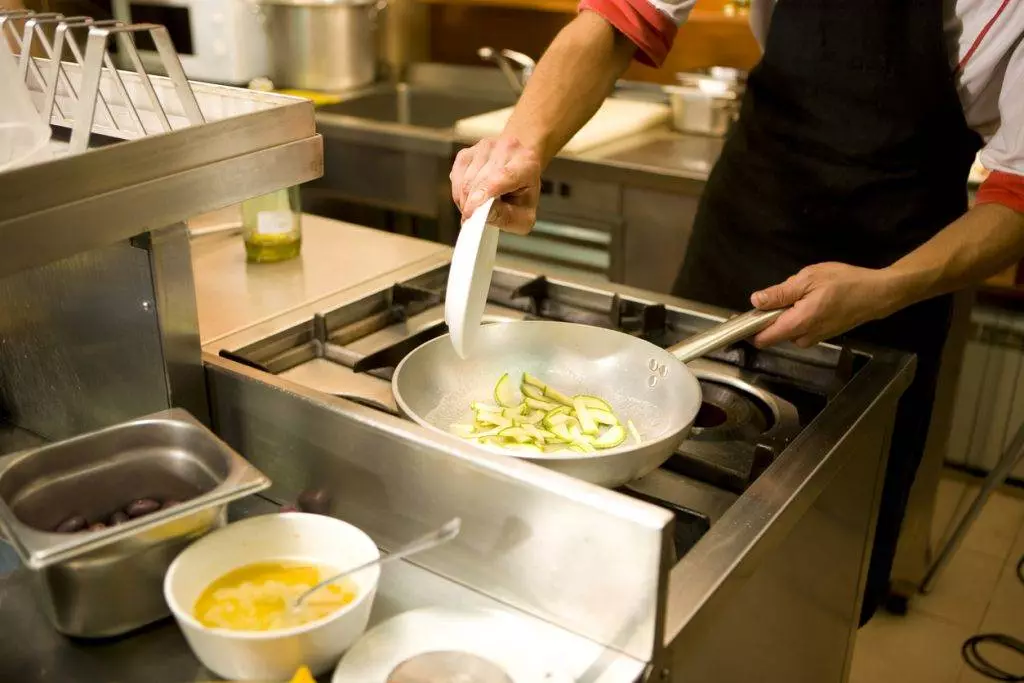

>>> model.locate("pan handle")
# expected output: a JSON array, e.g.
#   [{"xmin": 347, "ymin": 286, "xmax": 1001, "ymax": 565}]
[{"xmin": 668, "ymin": 308, "xmax": 785, "ymax": 363}]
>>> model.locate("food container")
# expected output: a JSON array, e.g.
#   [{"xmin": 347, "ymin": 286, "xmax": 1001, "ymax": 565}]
[
  {"xmin": 0, "ymin": 409, "xmax": 270, "ymax": 638},
  {"xmin": 255, "ymin": 0, "xmax": 387, "ymax": 92},
  {"xmin": 665, "ymin": 67, "xmax": 745, "ymax": 137},
  {"xmin": 164, "ymin": 512, "xmax": 381, "ymax": 681}
]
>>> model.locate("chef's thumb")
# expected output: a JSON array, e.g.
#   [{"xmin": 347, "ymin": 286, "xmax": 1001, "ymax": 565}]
[
  {"xmin": 488, "ymin": 201, "xmax": 535, "ymax": 235},
  {"xmin": 752, "ymin": 279, "xmax": 802, "ymax": 310}
]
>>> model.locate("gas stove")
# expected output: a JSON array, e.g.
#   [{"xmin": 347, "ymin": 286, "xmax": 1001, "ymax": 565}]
[{"xmin": 217, "ymin": 264, "xmax": 858, "ymax": 559}]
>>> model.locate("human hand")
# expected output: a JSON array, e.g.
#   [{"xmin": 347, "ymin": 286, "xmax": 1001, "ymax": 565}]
[
  {"xmin": 449, "ymin": 136, "xmax": 541, "ymax": 235},
  {"xmin": 749, "ymin": 262, "xmax": 905, "ymax": 348}
]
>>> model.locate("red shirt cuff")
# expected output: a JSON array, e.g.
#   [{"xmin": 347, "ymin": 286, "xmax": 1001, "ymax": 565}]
[
  {"xmin": 578, "ymin": 0, "xmax": 678, "ymax": 68},
  {"xmin": 976, "ymin": 170, "xmax": 1024, "ymax": 214}
]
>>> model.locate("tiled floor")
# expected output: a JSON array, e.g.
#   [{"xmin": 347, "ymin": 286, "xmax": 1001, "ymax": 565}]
[{"xmin": 849, "ymin": 473, "xmax": 1024, "ymax": 683}]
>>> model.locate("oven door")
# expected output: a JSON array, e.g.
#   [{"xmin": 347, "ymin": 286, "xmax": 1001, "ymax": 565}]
[{"xmin": 496, "ymin": 212, "xmax": 622, "ymax": 283}]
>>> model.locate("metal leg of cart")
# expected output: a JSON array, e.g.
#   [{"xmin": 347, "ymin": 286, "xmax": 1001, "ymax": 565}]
[{"xmin": 919, "ymin": 417, "xmax": 1024, "ymax": 595}]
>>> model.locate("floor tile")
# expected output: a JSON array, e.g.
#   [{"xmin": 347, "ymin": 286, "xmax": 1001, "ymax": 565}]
[
  {"xmin": 1011, "ymin": 522, "xmax": 1024, "ymax": 562},
  {"xmin": 959, "ymin": 488, "xmax": 1024, "ymax": 561},
  {"xmin": 932, "ymin": 478, "xmax": 967, "ymax": 549},
  {"xmin": 913, "ymin": 548, "xmax": 1005, "ymax": 629},
  {"xmin": 850, "ymin": 611, "xmax": 973, "ymax": 683}
]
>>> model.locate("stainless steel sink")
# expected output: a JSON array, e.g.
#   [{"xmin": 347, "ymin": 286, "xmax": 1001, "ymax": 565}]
[{"xmin": 318, "ymin": 84, "xmax": 512, "ymax": 129}]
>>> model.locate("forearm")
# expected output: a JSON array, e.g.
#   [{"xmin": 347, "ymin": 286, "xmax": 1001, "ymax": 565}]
[
  {"xmin": 503, "ymin": 11, "xmax": 636, "ymax": 166},
  {"xmin": 884, "ymin": 203, "xmax": 1024, "ymax": 309}
]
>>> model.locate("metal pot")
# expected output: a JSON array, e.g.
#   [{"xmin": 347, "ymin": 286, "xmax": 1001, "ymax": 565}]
[
  {"xmin": 666, "ymin": 67, "xmax": 745, "ymax": 137},
  {"xmin": 256, "ymin": 0, "xmax": 386, "ymax": 92}
]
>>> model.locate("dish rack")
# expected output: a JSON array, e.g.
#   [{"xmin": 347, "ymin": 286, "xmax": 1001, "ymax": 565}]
[
  {"xmin": 0, "ymin": 8, "xmax": 322, "ymax": 280},
  {"xmin": 0, "ymin": 9, "xmax": 322, "ymax": 451}
]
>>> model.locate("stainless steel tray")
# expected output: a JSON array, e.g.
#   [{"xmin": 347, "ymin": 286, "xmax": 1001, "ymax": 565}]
[{"xmin": 0, "ymin": 408, "xmax": 269, "ymax": 570}]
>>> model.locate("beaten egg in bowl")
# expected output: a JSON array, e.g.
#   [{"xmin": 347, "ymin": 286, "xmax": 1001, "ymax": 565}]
[{"xmin": 194, "ymin": 561, "xmax": 359, "ymax": 632}]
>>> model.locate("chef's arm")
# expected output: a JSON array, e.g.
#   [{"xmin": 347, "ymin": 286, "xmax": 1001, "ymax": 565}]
[
  {"xmin": 453, "ymin": 0, "xmax": 693, "ymax": 226},
  {"xmin": 504, "ymin": 12, "xmax": 637, "ymax": 167},
  {"xmin": 885, "ymin": 203, "xmax": 1024, "ymax": 307}
]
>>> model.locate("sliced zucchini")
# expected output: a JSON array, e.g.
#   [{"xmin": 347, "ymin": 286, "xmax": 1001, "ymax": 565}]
[
  {"xmin": 520, "ymin": 424, "xmax": 548, "ymax": 444},
  {"xmin": 475, "ymin": 414, "xmax": 512, "ymax": 429},
  {"xmin": 518, "ymin": 410, "xmax": 545, "ymax": 425},
  {"xmin": 522, "ymin": 372, "xmax": 545, "ymax": 389},
  {"xmin": 590, "ymin": 409, "xmax": 619, "ymax": 427},
  {"xmin": 627, "ymin": 419, "xmax": 642, "ymax": 445},
  {"xmin": 573, "ymin": 397, "xmax": 599, "ymax": 436},
  {"xmin": 525, "ymin": 397, "xmax": 559, "ymax": 412},
  {"xmin": 471, "ymin": 401, "xmax": 504, "ymax": 414},
  {"xmin": 593, "ymin": 424, "xmax": 626, "ymax": 449},
  {"xmin": 542, "ymin": 406, "xmax": 571, "ymax": 428},
  {"xmin": 521, "ymin": 383, "xmax": 546, "ymax": 400},
  {"xmin": 497, "ymin": 426, "xmax": 532, "ymax": 444},
  {"xmin": 494, "ymin": 373, "xmax": 518, "ymax": 408},
  {"xmin": 449, "ymin": 423, "xmax": 476, "ymax": 438},
  {"xmin": 574, "ymin": 395, "xmax": 613, "ymax": 412},
  {"xmin": 472, "ymin": 429, "xmax": 504, "ymax": 441},
  {"xmin": 550, "ymin": 423, "xmax": 572, "ymax": 442}
]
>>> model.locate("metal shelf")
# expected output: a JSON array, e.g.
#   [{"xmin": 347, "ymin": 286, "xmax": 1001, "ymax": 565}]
[{"xmin": 0, "ymin": 12, "xmax": 322, "ymax": 279}]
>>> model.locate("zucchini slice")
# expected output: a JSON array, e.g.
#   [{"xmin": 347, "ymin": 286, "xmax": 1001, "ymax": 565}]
[
  {"xmin": 573, "ymin": 397, "xmax": 599, "ymax": 436},
  {"xmin": 494, "ymin": 373, "xmax": 518, "ymax": 408},
  {"xmin": 520, "ymin": 383, "xmax": 546, "ymax": 401},
  {"xmin": 573, "ymin": 395, "xmax": 613, "ymax": 412},
  {"xmin": 627, "ymin": 419, "xmax": 642, "ymax": 445},
  {"xmin": 593, "ymin": 424, "xmax": 626, "ymax": 449},
  {"xmin": 449, "ymin": 423, "xmax": 476, "ymax": 438},
  {"xmin": 590, "ymin": 409, "xmax": 619, "ymax": 426},
  {"xmin": 525, "ymin": 397, "xmax": 559, "ymax": 412}
]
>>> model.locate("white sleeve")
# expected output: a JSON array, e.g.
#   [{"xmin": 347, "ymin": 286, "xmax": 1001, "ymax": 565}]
[{"xmin": 978, "ymin": 36, "xmax": 1024, "ymax": 177}]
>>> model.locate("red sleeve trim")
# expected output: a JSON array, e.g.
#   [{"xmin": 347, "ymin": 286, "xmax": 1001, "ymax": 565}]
[
  {"xmin": 956, "ymin": 0, "xmax": 1012, "ymax": 73},
  {"xmin": 976, "ymin": 170, "xmax": 1024, "ymax": 214},
  {"xmin": 578, "ymin": 0, "xmax": 678, "ymax": 68}
]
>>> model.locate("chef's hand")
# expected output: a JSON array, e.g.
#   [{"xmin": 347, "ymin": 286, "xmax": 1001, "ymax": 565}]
[
  {"xmin": 450, "ymin": 137, "xmax": 541, "ymax": 235},
  {"xmin": 749, "ymin": 262, "xmax": 902, "ymax": 348}
]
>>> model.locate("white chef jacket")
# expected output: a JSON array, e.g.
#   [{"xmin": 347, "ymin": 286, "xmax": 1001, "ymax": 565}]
[{"xmin": 578, "ymin": 0, "xmax": 1024, "ymax": 212}]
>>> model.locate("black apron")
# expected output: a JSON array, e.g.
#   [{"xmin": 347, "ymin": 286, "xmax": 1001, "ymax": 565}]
[{"xmin": 673, "ymin": 0, "xmax": 981, "ymax": 625}]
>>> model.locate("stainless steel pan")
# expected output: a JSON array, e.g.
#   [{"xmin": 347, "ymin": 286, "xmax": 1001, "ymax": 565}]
[{"xmin": 392, "ymin": 309, "xmax": 782, "ymax": 488}]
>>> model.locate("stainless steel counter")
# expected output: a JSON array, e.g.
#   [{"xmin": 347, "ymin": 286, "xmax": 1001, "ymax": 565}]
[
  {"xmin": 190, "ymin": 211, "xmax": 448, "ymax": 344},
  {"xmin": 0, "ymin": 499, "xmax": 645, "ymax": 683}
]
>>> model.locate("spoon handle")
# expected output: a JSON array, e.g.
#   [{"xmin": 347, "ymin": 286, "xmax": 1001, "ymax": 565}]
[{"xmin": 295, "ymin": 518, "xmax": 462, "ymax": 606}]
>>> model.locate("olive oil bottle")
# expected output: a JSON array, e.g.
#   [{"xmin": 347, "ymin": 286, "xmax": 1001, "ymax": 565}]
[{"xmin": 241, "ymin": 187, "xmax": 302, "ymax": 263}]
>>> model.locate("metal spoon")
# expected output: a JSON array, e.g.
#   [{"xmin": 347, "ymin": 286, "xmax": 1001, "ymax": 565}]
[{"xmin": 293, "ymin": 517, "xmax": 462, "ymax": 608}]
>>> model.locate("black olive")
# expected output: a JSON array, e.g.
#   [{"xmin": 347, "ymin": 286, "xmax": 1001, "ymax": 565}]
[
  {"xmin": 297, "ymin": 489, "xmax": 332, "ymax": 515},
  {"xmin": 160, "ymin": 499, "xmax": 180, "ymax": 510},
  {"xmin": 109, "ymin": 510, "xmax": 130, "ymax": 526},
  {"xmin": 55, "ymin": 515, "xmax": 88, "ymax": 533},
  {"xmin": 125, "ymin": 498, "xmax": 161, "ymax": 518}
]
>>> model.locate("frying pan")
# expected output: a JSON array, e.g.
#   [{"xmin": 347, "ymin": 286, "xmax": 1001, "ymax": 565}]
[{"xmin": 392, "ymin": 308, "xmax": 783, "ymax": 488}]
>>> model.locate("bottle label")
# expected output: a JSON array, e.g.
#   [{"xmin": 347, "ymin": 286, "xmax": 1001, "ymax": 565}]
[{"xmin": 256, "ymin": 211, "xmax": 294, "ymax": 235}]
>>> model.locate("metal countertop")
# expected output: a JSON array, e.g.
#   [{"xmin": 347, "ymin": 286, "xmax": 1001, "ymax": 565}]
[
  {"xmin": 190, "ymin": 211, "xmax": 448, "ymax": 345},
  {"xmin": 0, "ymin": 497, "xmax": 645, "ymax": 683}
]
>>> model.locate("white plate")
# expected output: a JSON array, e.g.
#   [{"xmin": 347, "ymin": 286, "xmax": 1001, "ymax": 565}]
[
  {"xmin": 331, "ymin": 607, "xmax": 575, "ymax": 683},
  {"xmin": 445, "ymin": 197, "xmax": 499, "ymax": 359}
]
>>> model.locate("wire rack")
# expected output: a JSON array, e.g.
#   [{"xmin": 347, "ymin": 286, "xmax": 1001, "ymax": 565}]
[{"xmin": 0, "ymin": 9, "xmax": 322, "ymax": 279}]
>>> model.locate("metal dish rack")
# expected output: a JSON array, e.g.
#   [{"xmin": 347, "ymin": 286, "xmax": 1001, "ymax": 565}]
[
  {"xmin": 0, "ymin": 9, "xmax": 322, "ymax": 449},
  {"xmin": 0, "ymin": 9, "xmax": 322, "ymax": 279}
]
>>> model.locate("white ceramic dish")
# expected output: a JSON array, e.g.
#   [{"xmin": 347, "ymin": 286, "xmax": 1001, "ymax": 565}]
[
  {"xmin": 164, "ymin": 512, "xmax": 380, "ymax": 681},
  {"xmin": 332, "ymin": 606, "xmax": 575, "ymax": 682},
  {"xmin": 445, "ymin": 197, "xmax": 499, "ymax": 359}
]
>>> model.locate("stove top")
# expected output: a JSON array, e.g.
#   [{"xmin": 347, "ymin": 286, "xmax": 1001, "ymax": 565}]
[{"xmin": 219, "ymin": 264, "xmax": 859, "ymax": 561}]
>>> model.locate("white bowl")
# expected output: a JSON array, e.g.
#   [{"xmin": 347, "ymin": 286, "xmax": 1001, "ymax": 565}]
[{"xmin": 164, "ymin": 512, "xmax": 380, "ymax": 681}]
